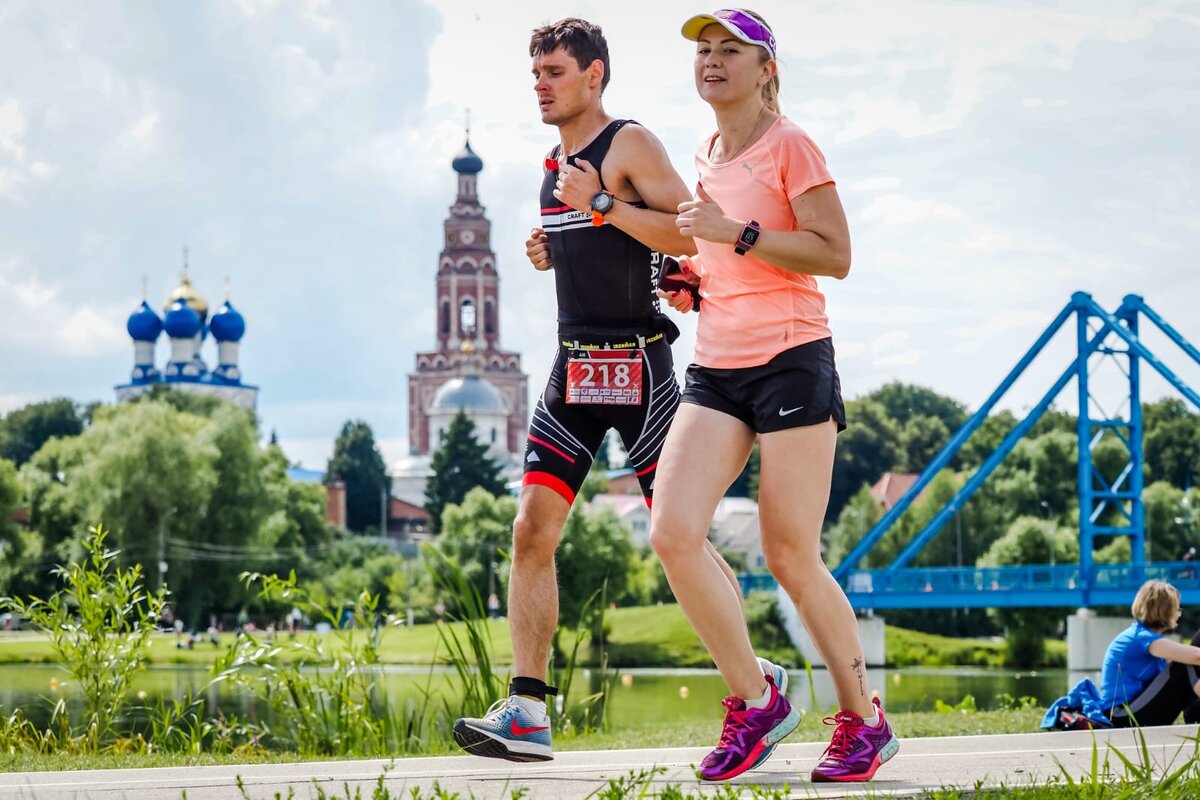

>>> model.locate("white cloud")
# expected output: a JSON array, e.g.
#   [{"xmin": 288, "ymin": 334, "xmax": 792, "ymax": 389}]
[
  {"xmin": 129, "ymin": 113, "xmax": 159, "ymax": 141},
  {"xmin": 860, "ymin": 193, "xmax": 964, "ymax": 227},
  {"xmin": 0, "ymin": 98, "xmax": 25, "ymax": 161},
  {"xmin": 0, "ymin": 267, "xmax": 126, "ymax": 358}
]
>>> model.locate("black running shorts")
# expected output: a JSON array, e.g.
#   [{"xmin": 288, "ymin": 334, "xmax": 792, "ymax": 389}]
[
  {"xmin": 680, "ymin": 337, "xmax": 847, "ymax": 434},
  {"xmin": 523, "ymin": 336, "xmax": 679, "ymax": 505}
]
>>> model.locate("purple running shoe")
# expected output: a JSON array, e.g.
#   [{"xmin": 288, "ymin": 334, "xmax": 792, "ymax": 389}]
[
  {"xmin": 811, "ymin": 697, "xmax": 900, "ymax": 782},
  {"xmin": 699, "ymin": 674, "xmax": 799, "ymax": 782}
]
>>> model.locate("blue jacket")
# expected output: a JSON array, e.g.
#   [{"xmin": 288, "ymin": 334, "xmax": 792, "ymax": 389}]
[{"xmin": 1041, "ymin": 677, "xmax": 1111, "ymax": 730}]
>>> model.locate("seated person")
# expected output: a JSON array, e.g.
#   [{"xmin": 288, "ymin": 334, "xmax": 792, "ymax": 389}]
[{"xmin": 1100, "ymin": 579, "xmax": 1200, "ymax": 727}]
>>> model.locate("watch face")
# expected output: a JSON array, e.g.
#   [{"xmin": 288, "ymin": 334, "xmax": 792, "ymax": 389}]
[
  {"xmin": 741, "ymin": 227, "xmax": 760, "ymax": 246},
  {"xmin": 591, "ymin": 191, "xmax": 614, "ymax": 214}
]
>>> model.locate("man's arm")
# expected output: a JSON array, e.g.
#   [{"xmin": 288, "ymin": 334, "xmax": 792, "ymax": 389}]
[
  {"xmin": 606, "ymin": 125, "xmax": 697, "ymax": 256},
  {"xmin": 553, "ymin": 125, "xmax": 697, "ymax": 256}
]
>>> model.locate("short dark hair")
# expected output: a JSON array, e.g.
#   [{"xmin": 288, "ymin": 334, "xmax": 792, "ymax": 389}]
[{"xmin": 530, "ymin": 18, "xmax": 611, "ymax": 91}]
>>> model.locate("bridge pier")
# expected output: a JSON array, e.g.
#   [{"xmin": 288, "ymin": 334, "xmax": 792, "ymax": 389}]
[
  {"xmin": 775, "ymin": 584, "xmax": 886, "ymax": 666},
  {"xmin": 1066, "ymin": 610, "xmax": 1128, "ymax": 671}
]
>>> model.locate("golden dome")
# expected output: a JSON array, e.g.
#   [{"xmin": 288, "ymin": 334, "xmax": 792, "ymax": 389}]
[{"xmin": 165, "ymin": 272, "xmax": 209, "ymax": 322}]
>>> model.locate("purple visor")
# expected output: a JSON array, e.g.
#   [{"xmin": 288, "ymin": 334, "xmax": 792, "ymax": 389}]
[{"xmin": 681, "ymin": 9, "xmax": 776, "ymax": 60}]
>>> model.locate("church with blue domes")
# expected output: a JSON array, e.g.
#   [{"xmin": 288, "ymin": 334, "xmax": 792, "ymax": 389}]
[{"xmin": 115, "ymin": 253, "xmax": 258, "ymax": 411}]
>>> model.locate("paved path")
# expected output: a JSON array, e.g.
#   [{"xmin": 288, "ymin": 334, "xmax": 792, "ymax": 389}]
[{"xmin": 0, "ymin": 726, "xmax": 1196, "ymax": 799}]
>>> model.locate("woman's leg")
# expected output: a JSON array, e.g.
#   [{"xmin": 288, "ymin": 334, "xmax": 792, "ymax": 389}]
[
  {"xmin": 758, "ymin": 420, "xmax": 874, "ymax": 719},
  {"xmin": 1108, "ymin": 662, "xmax": 1199, "ymax": 727},
  {"xmin": 650, "ymin": 403, "xmax": 763, "ymax": 699}
]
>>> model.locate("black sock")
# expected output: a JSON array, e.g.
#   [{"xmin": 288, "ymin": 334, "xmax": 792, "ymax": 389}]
[{"xmin": 509, "ymin": 676, "xmax": 558, "ymax": 701}]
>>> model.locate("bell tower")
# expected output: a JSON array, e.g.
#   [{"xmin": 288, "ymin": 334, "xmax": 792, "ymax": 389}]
[{"xmin": 408, "ymin": 131, "xmax": 528, "ymax": 456}]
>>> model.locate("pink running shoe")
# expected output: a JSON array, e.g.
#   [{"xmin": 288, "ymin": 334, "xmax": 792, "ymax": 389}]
[
  {"xmin": 811, "ymin": 697, "xmax": 900, "ymax": 782},
  {"xmin": 699, "ymin": 675, "xmax": 799, "ymax": 781}
]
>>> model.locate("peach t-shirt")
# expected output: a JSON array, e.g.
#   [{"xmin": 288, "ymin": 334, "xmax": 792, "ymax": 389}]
[{"xmin": 691, "ymin": 116, "xmax": 834, "ymax": 369}]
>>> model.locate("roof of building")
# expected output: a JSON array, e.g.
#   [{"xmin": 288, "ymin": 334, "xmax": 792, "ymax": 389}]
[
  {"xmin": 126, "ymin": 300, "xmax": 163, "ymax": 342},
  {"xmin": 588, "ymin": 493, "xmax": 650, "ymax": 519},
  {"xmin": 209, "ymin": 300, "xmax": 245, "ymax": 342},
  {"xmin": 430, "ymin": 374, "xmax": 507, "ymax": 415},
  {"xmin": 286, "ymin": 467, "xmax": 326, "ymax": 484},
  {"xmin": 870, "ymin": 472, "xmax": 922, "ymax": 510},
  {"xmin": 452, "ymin": 139, "xmax": 483, "ymax": 174}
]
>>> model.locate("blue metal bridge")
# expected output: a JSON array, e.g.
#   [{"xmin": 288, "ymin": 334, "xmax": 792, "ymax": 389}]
[{"xmin": 742, "ymin": 293, "xmax": 1200, "ymax": 610}]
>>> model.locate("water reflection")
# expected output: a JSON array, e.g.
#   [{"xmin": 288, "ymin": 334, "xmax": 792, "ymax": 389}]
[{"xmin": 0, "ymin": 664, "xmax": 1080, "ymax": 730}]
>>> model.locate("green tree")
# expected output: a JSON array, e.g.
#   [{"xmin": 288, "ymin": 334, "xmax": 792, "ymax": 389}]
[
  {"xmin": 861, "ymin": 382, "xmax": 967, "ymax": 431},
  {"xmin": 424, "ymin": 410, "xmax": 505, "ymax": 532},
  {"xmin": 897, "ymin": 415, "xmax": 951, "ymax": 473},
  {"xmin": 0, "ymin": 458, "xmax": 38, "ymax": 597},
  {"xmin": 978, "ymin": 516, "xmax": 1078, "ymax": 666},
  {"xmin": 556, "ymin": 504, "xmax": 634, "ymax": 638},
  {"xmin": 829, "ymin": 399, "xmax": 902, "ymax": 520},
  {"xmin": 1144, "ymin": 482, "xmax": 1199, "ymax": 561},
  {"xmin": 0, "ymin": 398, "xmax": 84, "ymax": 467},
  {"xmin": 19, "ymin": 398, "xmax": 333, "ymax": 623},
  {"xmin": 436, "ymin": 487, "xmax": 518, "ymax": 613},
  {"xmin": 958, "ymin": 410, "xmax": 1018, "ymax": 470},
  {"xmin": 823, "ymin": 484, "xmax": 885, "ymax": 568},
  {"xmin": 325, "ymin": 419, "xmax": 389, "ymax": 534},
  {"xmin": 1143, "ymin": 398, "xmax": 1200, "ymax": 490}
]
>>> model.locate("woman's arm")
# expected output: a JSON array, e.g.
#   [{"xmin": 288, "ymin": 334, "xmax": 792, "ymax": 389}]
[
  {"xmin": 1148, "ymin": 637, "xmax": 1200, "ymax": 665},
  {"xmin": 675, "ymin": 182, "xmax": 851, "ymax": 278}
]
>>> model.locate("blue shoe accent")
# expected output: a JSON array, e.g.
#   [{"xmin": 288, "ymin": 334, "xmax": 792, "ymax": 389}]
[
  {"xmin": 454, "ymin": 697, "xmax": 553, "ymax": 762},
  {"xmin": 749, "ymin": 658, "xmax": 791, "ymax": 770}
]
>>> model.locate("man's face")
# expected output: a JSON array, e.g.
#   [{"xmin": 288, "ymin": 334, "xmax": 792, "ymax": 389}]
[{"xmin": 532, "ymin": 47, "xmax": 594, "ymax": 126}]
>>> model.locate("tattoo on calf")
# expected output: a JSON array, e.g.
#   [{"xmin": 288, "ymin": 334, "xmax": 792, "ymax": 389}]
[{"xmin": 851, "ymin": 656, "xmax": 865, "ymax": 697}]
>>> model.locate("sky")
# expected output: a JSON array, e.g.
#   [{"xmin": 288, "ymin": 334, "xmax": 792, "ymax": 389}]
[{"xmin": 1, "ymin": 0, "xmax": 1198, "ymax": 472}]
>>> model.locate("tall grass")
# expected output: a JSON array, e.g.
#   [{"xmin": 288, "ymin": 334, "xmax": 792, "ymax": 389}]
[
  {"xmin": 427, "ymin": 549, "xmax": 619, "ymax": 735},
  {"xmin": 0, "ymin": 525, "xmax": 168, "ymax": 751},
  {"xmin": 215, "ymin": 570, "xmax": 445, "ymax": 756}
]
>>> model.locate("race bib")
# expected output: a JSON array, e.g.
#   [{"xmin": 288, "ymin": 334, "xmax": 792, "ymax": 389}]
[{"xmin": 565, "ymin": 349, "xmax": 643, "ymax": 405}]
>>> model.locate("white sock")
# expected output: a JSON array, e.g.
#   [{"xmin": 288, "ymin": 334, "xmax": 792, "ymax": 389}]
[
  {"xmin": 861, "ymin": 710, "xmax": 881, "ymax": 727},
  {"xmin": 511, "ymin": 695, "xmax": 548, "ymax": 720},
  {"xmin": 744, "ymin": 683, "xmax": 773, "ymax": 710}
]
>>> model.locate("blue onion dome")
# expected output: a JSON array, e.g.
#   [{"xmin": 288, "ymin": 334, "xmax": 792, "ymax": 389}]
[
  {"xmin": 126, "ymin": 300, "xmax": 163, "ymax": 342},
  {"xmin": 452, "ymin": 139, "xmax": 483, "ymax": 174},
  {"xmin": 209, "ymin": 300, "xmax": 246, "ymax": 342},
  {"xmin": 163, "ymin": 298, "xmax": 202, "ymax": 339}
]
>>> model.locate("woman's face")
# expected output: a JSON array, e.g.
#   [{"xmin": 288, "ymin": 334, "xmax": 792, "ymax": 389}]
[{"xmin": 693, "ymin": 22, "xmax": 770, "ymax": 107}]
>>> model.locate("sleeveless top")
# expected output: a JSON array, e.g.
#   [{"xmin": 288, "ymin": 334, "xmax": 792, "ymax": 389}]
[{"xmin": 539, "ymin": 119, "xmax": 664, "ymax": 337}]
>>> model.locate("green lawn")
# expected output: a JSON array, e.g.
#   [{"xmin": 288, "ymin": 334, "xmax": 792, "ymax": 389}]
[{"xmin": 0, "ymin": 604, "xmax": 1063, "ymax": 668}]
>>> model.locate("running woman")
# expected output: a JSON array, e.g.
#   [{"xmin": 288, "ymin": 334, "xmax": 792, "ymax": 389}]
[
  {"xmin": 651, "ymin": 9, "xmax": 900, "ymax": 782},
  {"xmin": 453, "ymin": 17, "xmax": 783, "ymax": 764}
]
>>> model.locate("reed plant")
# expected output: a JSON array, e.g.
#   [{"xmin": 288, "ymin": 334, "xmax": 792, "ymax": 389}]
[
  {"xmin": 215, "ymin": 570, "xmax": 444, "ymax": 756},
  {"xmin": 1, "ymin": 525, "xmax": 167, "ymax": 751}
]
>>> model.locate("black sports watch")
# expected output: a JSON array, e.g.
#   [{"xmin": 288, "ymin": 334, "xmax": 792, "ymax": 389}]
[
  {"xmin": 734, "ymin": 220, "xmax": 761, "ymax": 255},
  {"xmin": 590, "ymin": 190, "xmax": 615, "ymax": 228},
  {"xmin": 590, "ymin": 190, "xmax": 615, "ymax": 214}
]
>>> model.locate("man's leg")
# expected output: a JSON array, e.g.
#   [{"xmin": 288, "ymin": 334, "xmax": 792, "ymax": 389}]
[
  {"xmin": 509, "ymin": 484, "xmax": 571, "ymax": 682},
  {"xmin": 452, "ymin": 484, "xmax": 571, "ymax": 762}
]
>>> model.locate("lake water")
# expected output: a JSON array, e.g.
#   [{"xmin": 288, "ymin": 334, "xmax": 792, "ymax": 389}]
[{"xmin": 0, "ymin": 663, "xmax": 1082, "ymax": 730}]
